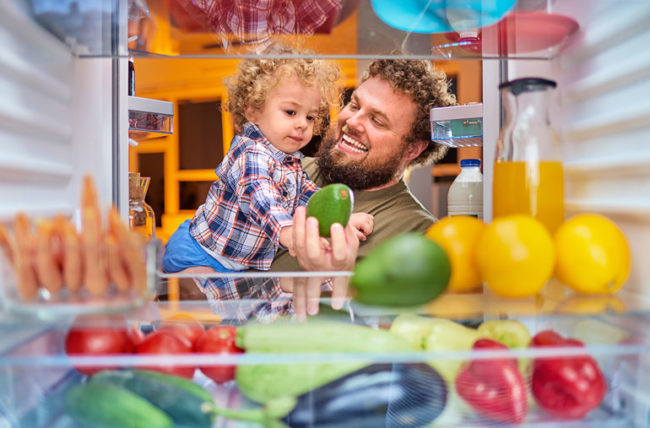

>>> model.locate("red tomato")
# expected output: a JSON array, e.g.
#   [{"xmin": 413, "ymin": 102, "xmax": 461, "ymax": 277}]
[
  {"xmin": 64, "ymin": 314, "xmax": 135, "ymax": 376},
  {"xmin": 195, "ymin": 326, "xmax": 244, "ymax": 384},
  {"xmin": 157, "ymin": 319, "xmax": 204, "ymax": 349},
  {"xmin": 135, "ymin": 331, "xmax": 195, "ymax": 379},
  {"xmin": 128, "ymin": 326, "xmax": 146, "ymax": 347}
]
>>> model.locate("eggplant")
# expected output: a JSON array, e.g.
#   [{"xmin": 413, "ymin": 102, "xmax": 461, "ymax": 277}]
[{"xmin": 282, "ymin": 362, "xmax": 447, "ymax": 427}]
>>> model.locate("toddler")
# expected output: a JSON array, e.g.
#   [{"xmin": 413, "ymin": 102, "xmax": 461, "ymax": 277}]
[{"xmin": 163, "ymin": 46, "xmax": 372, "ymax": 273}]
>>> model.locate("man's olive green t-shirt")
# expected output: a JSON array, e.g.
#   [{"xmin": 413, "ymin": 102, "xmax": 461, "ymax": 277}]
[{"xmin": 270, "ymin": 157, "xmax": 436, "ymax": 271}]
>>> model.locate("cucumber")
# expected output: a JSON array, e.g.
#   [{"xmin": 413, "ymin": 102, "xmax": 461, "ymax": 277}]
[
  {"xmin": 65, "ymin": 383, "xmax": 173, "ymax": 428},
  {"xmin": 235, "ymin": 320, "xmax": 415, "ymax": 403},
  {"xmin": 90, "ymin": 369, "xmax": 214, "ymax": 427},
  {"xmin": 237, "ymin": 320, "xmax": 414, "ymax": 353}
]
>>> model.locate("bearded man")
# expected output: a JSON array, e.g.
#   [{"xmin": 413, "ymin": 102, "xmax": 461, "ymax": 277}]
[{"xmin": 271, "ymin": 58, "xmax": 456, "ymax": 271}]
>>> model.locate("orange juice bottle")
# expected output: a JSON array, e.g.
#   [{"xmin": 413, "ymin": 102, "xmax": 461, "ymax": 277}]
[
  {"xmin": 493, "ymin": 161, "xmax": 564, "ymax": 232},
  {"xmin": 493, "ymin": 78, "xmax": 564, "ymax": 232}
]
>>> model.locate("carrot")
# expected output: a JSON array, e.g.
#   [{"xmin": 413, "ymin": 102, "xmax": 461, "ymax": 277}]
[
  {"xmin": 62, "ymin": 220, "xmax": 83, "ymax": 292},
  {"xmin": 13, "ymin": 213, "xmax": 39, "ymax": 300},
  {"xmin": 0, "ymin": 224, "xmax": 15, "ymax": 266},
  {"xmin": 109, "ymin": 209, "xmax": 147, "ymax": 293},
  {"xmin": 81, "ymin": 174, "xmax": 99, "ymax": 212},
  {"xmin": 51, "ymin": 215, "xmax": 67, "ymax": 271},
  {"xmin": 106, "ymin": 233, "xmax": 130, "ymax": 293},
  {"xmin": 81, "ymin": 177, "xmax": 108, "ymax": 296},
  {"xmin": 35, "ymin": 219, "xmax": 64, "ymax": 294}
]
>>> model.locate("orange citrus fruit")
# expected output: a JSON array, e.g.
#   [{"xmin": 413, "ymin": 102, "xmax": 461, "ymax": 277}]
[
  {"xmin": 476, "ymin": 215, "xmax": 555, "ymax": 298},
  {"xmin": 426, "ymin": 216, "xmax": 487, "ymax": 292},
  {"xmin": 554, "ymin": 214, "xmax": 630, "ymax": 294}
]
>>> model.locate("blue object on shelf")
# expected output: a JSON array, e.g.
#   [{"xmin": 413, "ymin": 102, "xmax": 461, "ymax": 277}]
[
  {"xmin": 369, "ymin": 0, "xmax": 517, "ymax": 34},
  {"xmin": 460, "ymin": 159, "xmax": 481, "ymax": 168}
]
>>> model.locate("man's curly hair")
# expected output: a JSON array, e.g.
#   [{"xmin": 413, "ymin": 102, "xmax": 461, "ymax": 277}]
[
  {"xmin": 361, "ymin": 58, "xmax": 457, "ymax": 166},
  {"xmin": 226, "ymin": 45, "xmax": 340, "ymax": 137}
]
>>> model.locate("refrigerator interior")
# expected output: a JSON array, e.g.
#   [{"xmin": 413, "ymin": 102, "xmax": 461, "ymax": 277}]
[{"xmin": 1, "ymin": 0, "xmax": 650, "ymax": 427}]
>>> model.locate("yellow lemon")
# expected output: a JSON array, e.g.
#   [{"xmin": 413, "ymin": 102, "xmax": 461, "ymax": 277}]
[
  {"xmin": 426, "ymin": 216, "xmax": 487, "ymax": 292},
  {"xmin": 554, "ymin": 214, "xmax": 630, "ymax": 294},
  {"xmin": 476, "ymin": 215, "xmax": 555, "ymax": 298}
]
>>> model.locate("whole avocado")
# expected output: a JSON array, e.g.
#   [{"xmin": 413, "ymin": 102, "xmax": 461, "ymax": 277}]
[
  {"xmin": 351, "ymin": 233, "xmax": 451, "ymax": 306},
  {"xmin": 306, "ymin": 183, "xmax": 354, "ymax": 237}
]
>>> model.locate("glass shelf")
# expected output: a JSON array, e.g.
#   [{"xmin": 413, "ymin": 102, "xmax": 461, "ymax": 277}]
[
  {"xmin": 1, "ymin": 274, "xmax": 649, "ymax": 427},
  {"xmin": 26, "ymin": 0, "xmax": 580, "ymax": 61}
]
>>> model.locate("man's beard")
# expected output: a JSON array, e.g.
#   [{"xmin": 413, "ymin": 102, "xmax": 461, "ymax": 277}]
[{"xmin": 316, "ymin": 130, "xmax": 404, "ymax": 191}]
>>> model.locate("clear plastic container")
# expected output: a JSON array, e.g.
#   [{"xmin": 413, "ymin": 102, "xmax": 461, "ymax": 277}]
[
  {"xmin": 448, "ymin": 158, "xmax": 483, "ymax": 219},
  {"xmin": 0, "ymin": 240, "xmax": 159, "ymax": 320}
]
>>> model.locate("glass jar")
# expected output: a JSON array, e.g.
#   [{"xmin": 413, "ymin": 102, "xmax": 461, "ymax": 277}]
[
  {"xmin": 492, "ymin": 77, "xmax": 564, "ymax": 233},
  {"xmin": 129, "ymin": 172, "xmax": 155, "ymax": 239}
]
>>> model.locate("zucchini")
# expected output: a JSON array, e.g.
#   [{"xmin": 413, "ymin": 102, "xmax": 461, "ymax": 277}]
[
  {"xmin": 90, "ymin": 369, "xmax": 214, "ymax": 427},
  {"xmin": 235, "ymin": 320, "xmax": 415, "ymax": 403},
  {"xmin": 237, "ymin": 320, "xmax": 414, "ymax": 353},
  {"xmin": 64, "ymin": 383, "xmax": 173, "ymax": 428}
]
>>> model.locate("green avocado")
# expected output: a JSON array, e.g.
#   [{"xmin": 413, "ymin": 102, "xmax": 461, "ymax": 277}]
[
  {"xmin": 351, "ymin": 233, "xmax": 451, "ymax": 306},
  {"xmin": 306, "ymin": 183, "xmax": 354, "ymax": 237}
]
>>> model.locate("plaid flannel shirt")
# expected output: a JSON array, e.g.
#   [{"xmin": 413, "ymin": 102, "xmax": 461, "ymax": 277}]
[
  {"xmin": 192, "ymin": 0, "xmax": 342, "ymax": 37},
  {"xmin": 190, "ymin": 123, "xmax": 319, "ymax": 270}
]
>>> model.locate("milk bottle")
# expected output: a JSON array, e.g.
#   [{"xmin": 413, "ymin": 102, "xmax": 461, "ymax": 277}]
[{"xmin": 447, "ymin": 159, "xmax": 483, "ymax": 219}]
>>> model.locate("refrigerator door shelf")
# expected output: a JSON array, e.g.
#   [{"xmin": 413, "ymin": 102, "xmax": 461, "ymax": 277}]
[
  {"xmin": 128, "ymin": 96, "xmax": 174, "ymax": 137},
  {"xmin": 431, "ymin": 103, "xmax": 483, "ymax": 148}
]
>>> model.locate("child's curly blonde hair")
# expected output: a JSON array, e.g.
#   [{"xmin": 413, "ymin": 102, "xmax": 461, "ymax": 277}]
[{"xmin": 225, "ymin": 45, "xmax": 340, "ymax": 136}]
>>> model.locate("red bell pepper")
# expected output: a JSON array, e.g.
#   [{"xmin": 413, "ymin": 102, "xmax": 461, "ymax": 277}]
[
  {"xmin": 455, "ymin": 338, "xmax": 528, "ymax": 424},
  {"xmin": 531, "ymin": 330, "xmax": 607, "ymax": 419}
]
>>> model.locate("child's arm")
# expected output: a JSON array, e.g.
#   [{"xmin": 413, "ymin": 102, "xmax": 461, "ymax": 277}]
[
  {"xmin": 348, "ymin": 212, "xmax": 374, "ymax": 242},
  {"xmin": 279, "ymin": 226, "xmax": 295, "ymax": 256}
]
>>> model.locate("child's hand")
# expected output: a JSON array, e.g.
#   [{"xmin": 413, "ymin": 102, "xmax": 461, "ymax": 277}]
[{"xmin": 348, "ymin": 213, "xmax": 374, "ymax": 241}]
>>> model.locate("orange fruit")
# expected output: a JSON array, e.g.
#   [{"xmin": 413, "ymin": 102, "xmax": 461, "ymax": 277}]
[
  {"xmin": 426, "ymin": 216, "xmax": 487, "ymax": 292},
  {"xmin": 554, "ymin": 214, "xmax": 630, "ymax": 294},
  {"xmin": 476, "ymin": 215, "xmax": 555, "ymax": 298}
]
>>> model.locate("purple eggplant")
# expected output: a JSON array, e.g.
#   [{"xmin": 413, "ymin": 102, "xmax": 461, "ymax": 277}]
[{"xmin": 282, "ymin": 362, "xmax": 447, "ymax": 427}]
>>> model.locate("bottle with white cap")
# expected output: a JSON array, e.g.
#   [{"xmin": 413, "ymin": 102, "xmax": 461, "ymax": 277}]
[{"xmin": 447, "ymin": 158, "xmax": 483, "ymax": 219}]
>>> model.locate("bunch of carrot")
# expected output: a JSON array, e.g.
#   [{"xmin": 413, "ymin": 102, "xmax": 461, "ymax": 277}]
[{"xmin": 0, "ymin": 175, "xmax": 147, "ymax": 301}]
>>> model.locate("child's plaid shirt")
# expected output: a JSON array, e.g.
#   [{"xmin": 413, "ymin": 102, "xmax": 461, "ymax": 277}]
[{"xmin": 189, "ymin": 122, "xmax": 318, "ymax": 270}]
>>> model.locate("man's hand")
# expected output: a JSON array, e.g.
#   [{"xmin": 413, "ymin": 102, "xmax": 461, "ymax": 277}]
[{"xmin": 286, "ymin": 206, "xmax": 359, "ymax": 319}]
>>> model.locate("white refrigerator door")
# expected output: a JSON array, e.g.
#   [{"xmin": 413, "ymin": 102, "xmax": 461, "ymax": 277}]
[{"xmin": 0, "ymin": 1, "xmax": 126, "ymax": 222}]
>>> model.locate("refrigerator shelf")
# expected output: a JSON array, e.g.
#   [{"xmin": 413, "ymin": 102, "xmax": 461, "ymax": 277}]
[
  {"xmin": 128, "ymin": 96, "xmax": 174, "ymax": 136},
  {"xmin": 2, "ymin": 270, "xmax": 650, "ymax": 427},
  {"xmin": 25, "ymin": 0, "xmax": 583, "ymax": 61},
  {"xmin": 431, "ymin": 104, "xmax": 483, "ymax": 148}
]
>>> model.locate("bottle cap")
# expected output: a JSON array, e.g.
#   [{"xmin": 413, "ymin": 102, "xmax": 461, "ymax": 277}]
[{"xmin": 460, "ymin": 159, "xmax": 481, "ymax": 167}]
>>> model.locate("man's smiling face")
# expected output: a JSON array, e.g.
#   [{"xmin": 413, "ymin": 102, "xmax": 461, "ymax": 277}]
[{"xmin": 317, "ymin": 76, "xmax": 422, "ymax": 190}]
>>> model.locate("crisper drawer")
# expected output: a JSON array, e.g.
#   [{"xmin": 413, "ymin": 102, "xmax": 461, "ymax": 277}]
[{"xmin": 0, "ymin": 293, "xmax": 649, "ymax": 428}]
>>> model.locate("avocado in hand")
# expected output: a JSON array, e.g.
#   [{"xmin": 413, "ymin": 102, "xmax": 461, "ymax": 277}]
[{"xmin": 306, "ymin": 184, "xmax": 354, "ymax": 237}]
